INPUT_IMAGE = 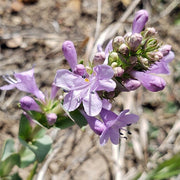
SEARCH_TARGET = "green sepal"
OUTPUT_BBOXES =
[55,115,75,129]
[69,109,87,128]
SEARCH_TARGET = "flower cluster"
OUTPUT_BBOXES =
[106,10,174,93]
[0,10,174,146]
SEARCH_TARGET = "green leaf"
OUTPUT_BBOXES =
[19,135,52,163]
[0,154,20,177]
[19,147,36,168]
[69,109,87,128]
[1,139,15,161]
[55,115,75,129]
[19,114,33,141]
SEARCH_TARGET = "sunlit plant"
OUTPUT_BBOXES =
[0,9,174,180]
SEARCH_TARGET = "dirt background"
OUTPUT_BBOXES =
[0,0,180,180]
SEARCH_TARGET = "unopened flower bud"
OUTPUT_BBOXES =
[74,64,87,76]
[129,56,138,64]
[113,36,125,51]
[123,79,141,91]
[119,43,129,56]
[62,41,77,71]
[20,96,41,112]
[111,62,118,68]
[139,56,149,68]
[144,27,157,37]
[159,45,171,56]
[46,113,57,126]
[114,67,124,77]
[108,52,120,64]
[128,33,142,51]
[147,51,163,61]
[132,10,149,33]
[93,52,106,66]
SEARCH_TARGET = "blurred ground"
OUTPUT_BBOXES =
[0,0,180,180]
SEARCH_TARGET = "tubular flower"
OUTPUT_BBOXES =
[0,68,45,101]
[54,64,116,116]
[84,109,139,145]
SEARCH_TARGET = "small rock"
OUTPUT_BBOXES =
[6,36,23,48]
[11,1,24,13]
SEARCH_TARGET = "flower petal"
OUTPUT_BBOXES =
[131,71,166,92]
[102,99,112,110]
[83,92,102,116]
[96,79,116,92]
[100,128,110,146]
[94,65,114,79]
[3,69,44,100]
[115,111,139,128]
[147,51,174,74]
[83,113,105,135]
[105,39,113,57]
[100,109,117,126]
[0,84,16,91]
[109,128,120,145]
[63,91,82,112]
[55,69,87,91]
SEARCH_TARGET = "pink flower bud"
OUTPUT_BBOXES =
[119,43,129,55]
[20,96,41,112]
[114,67,124,77]
[46,113,57,126]
[93,52,106,65]
[128,33,142,51]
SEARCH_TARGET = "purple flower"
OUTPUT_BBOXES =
[130,70,166,92]
[123,79,141,91]
[0,68,45,101]
[85,109,139,145]
[54,65,116,116]
[20,96,41,112]
[46,113,57,126]
[147,51,175,75]
[62,41,77,72]
[130,47,174,92]
[132,10,149,33]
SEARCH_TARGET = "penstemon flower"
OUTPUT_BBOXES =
[0,68,64,127]
[0,68,45,101]
[54,41,116,116]
[83,109,139,145]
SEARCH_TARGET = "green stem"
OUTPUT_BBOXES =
[26,161,38,180]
